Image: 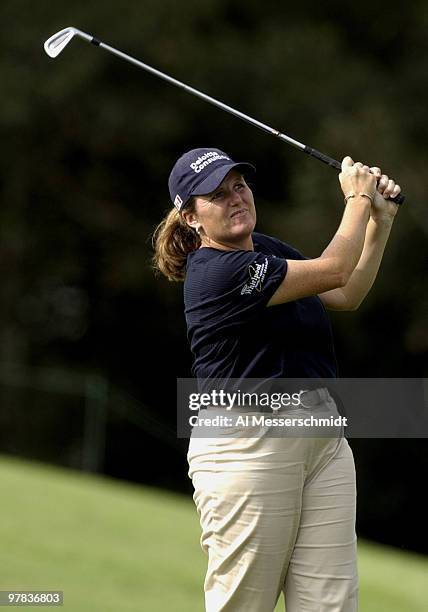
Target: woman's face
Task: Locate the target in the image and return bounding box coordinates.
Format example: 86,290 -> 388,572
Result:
185,169 -> 256,249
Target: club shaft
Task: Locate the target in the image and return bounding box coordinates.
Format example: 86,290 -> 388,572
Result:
94,38 -> 306,152
94,37 -> 403,202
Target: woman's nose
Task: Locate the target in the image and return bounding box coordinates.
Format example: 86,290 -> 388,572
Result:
229,190 -> 242,205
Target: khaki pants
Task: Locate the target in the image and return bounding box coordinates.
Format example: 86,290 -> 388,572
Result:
187,407 -> 358,611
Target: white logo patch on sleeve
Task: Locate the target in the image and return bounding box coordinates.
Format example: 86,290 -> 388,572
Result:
241,258 -> 269,295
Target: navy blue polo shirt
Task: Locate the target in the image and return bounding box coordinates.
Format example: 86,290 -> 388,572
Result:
183,232 -> 338,382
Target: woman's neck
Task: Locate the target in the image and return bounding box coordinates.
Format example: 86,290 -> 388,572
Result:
199,234 -> 254,252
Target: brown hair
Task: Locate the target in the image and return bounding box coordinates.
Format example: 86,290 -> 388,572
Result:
151,199 -> 201,282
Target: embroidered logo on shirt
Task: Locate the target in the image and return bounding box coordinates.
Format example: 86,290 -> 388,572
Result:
241,258 -> 269,295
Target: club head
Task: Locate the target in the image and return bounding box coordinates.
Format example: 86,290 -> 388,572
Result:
44,27 -> 78,58
44,27 -> 95,58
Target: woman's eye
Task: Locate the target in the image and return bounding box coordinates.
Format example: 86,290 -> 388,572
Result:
212,191 -> 223,200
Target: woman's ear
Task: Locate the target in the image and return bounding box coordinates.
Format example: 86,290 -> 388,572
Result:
182,210 -> 199,232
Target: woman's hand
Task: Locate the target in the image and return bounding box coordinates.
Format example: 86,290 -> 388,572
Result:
339,156 -> 377,204
368,166 -> 401,222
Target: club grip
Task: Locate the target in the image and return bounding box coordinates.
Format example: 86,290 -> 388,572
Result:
304,146 -> 405,205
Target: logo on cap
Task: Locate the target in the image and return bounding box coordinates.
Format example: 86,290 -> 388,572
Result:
190,151 -> 230,174
174,194 -> 183,210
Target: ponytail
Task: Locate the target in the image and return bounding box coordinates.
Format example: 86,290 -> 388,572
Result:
152,201 -> 200,282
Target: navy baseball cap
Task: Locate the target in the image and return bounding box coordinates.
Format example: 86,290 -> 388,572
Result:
168,147 -> 256,211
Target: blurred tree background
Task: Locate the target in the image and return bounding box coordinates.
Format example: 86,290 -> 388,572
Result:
0,0 -> 427,554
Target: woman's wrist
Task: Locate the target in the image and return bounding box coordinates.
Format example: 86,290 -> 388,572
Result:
344,192 -> 374,206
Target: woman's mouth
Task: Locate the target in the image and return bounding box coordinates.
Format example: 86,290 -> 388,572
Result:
230,208 -> 248,219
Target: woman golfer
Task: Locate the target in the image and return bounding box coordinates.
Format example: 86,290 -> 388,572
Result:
153,148 -> 400,611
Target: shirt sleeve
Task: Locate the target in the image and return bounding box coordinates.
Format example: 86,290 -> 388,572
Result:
198,250 -> 287,329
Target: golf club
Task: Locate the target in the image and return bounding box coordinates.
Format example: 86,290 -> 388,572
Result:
44,26 -> 405,205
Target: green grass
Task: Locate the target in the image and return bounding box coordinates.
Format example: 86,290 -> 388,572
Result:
0,455 -> 427,611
